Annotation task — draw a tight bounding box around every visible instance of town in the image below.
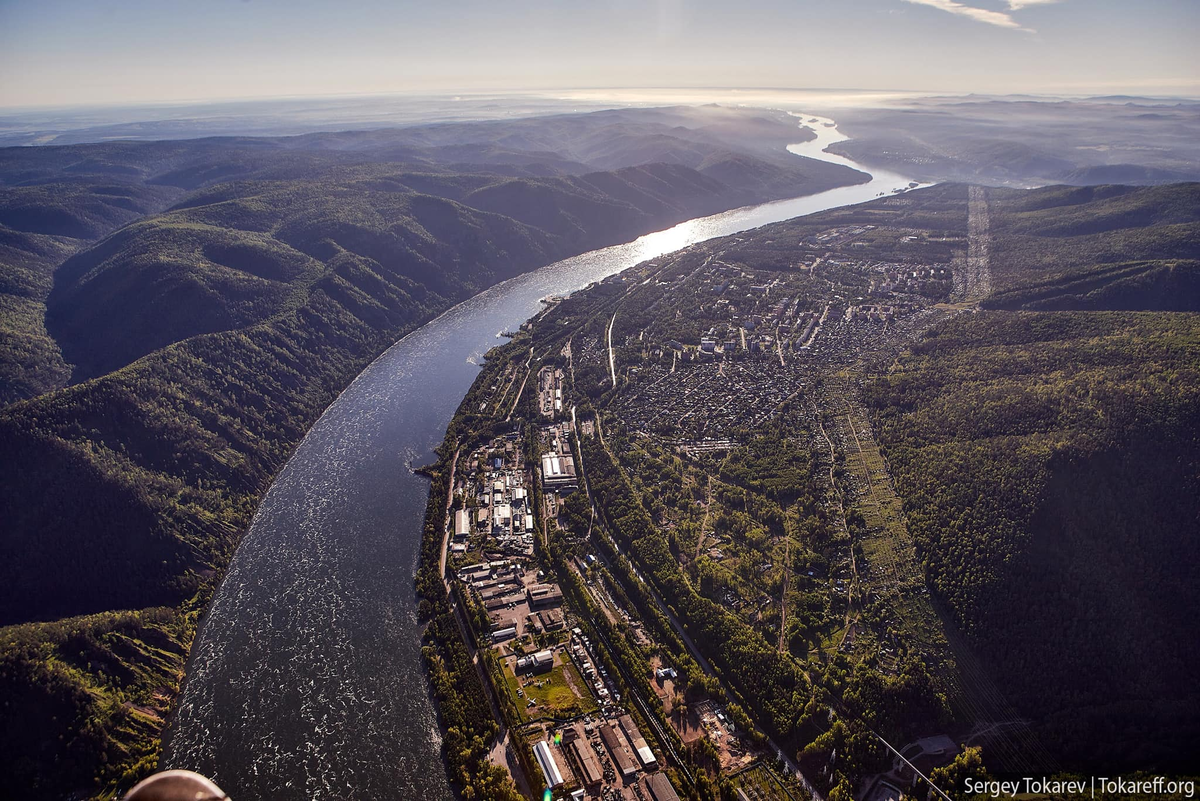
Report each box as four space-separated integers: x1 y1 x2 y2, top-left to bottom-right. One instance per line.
427 186 1032 801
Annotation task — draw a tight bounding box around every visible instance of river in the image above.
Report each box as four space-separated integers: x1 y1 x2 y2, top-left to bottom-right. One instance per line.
162 114 915 799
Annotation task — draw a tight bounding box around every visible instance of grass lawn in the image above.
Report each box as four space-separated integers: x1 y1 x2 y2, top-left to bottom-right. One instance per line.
504 659 598 722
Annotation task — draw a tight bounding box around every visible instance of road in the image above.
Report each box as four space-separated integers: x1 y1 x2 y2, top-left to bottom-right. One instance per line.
797 302 830 350
437 446 461 581
434 445 534 798
505 347 534 422
569 405 693 785
569 562 695 786
619 544 820 799
778 537 790 654
809 398 861 638
694 482 712 561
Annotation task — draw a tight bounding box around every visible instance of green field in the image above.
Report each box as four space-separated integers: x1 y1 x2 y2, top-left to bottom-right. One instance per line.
503 659 597 722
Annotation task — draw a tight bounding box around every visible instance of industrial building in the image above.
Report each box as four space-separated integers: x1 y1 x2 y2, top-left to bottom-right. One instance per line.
645 772 681 801
619 714 658 769
599 723 638 778
527 583 563 609
533 740 564 789
454 509 471 539
541 451 579 490
538 608 565 630
568 737 603 787
516 649 554 674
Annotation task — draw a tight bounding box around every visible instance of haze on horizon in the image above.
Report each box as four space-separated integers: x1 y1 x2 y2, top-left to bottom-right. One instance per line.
1 0 1198 110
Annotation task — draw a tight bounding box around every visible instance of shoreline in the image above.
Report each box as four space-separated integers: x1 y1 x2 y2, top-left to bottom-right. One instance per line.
166 109 919 798
408 114 904 798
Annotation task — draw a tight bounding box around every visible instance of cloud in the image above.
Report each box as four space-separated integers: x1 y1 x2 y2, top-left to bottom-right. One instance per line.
902 0 1038 31
1006 0 1060 8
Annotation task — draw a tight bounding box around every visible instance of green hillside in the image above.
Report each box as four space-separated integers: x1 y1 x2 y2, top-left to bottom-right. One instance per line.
983 182 1200 310
0 182 181 403
860 183 1200 770
0 106 864 798
0 607 194 798
41 159 837 383
865 311 1200 768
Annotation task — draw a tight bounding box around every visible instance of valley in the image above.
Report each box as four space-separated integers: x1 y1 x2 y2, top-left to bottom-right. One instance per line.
0 106 870 798
3 1 1198 798
0 99 1197 800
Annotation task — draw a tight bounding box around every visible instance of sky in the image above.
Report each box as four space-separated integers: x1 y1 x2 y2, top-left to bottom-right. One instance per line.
0 0 1197 109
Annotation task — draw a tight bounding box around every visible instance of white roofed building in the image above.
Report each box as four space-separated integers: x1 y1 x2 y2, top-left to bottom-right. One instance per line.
454 509 471 539
541 452 579 491
533 740 564 789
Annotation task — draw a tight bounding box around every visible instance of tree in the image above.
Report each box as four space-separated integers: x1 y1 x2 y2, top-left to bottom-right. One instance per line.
927 746 988 801
828 776 855 801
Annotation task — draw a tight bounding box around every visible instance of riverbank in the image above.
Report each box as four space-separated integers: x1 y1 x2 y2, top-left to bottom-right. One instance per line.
414 280 824 800
161 113 918 800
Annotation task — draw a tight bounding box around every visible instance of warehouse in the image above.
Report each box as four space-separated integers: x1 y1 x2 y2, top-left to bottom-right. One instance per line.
527 583 563 609
619 714 658 769
516 649 554 674
599 723 638 778
454 509 471 539
541 451 579 490
645 772 681 801
568 738 603 787
533 740 564 789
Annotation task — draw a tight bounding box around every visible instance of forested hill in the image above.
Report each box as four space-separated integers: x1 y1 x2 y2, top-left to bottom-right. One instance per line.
867 311 1200 769
982 182 1200 310
0 180 183 401
44 163 759 382
0 106 864 798
0 105 862 404
864 182 1200 770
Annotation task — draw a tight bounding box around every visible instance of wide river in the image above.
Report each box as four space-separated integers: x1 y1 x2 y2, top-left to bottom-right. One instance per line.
163 115 913 799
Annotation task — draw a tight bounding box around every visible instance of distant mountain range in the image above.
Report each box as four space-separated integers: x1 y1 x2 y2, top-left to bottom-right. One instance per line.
0 106 859 405
826 97 1200 187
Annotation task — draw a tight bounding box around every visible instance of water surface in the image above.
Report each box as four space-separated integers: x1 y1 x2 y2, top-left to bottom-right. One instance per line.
163 117 914 800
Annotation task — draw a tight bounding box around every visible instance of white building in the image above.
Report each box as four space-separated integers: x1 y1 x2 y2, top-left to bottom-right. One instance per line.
533 740 564 789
